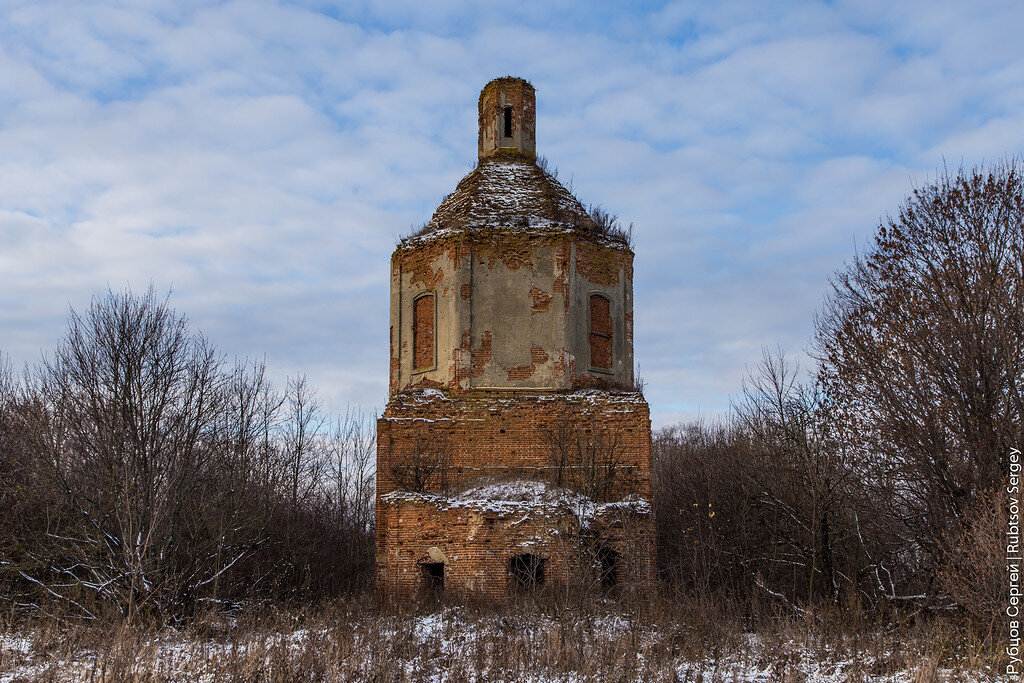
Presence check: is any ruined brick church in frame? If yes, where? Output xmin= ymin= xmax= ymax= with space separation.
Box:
xmin=376 ymin=77 xmax=654 ymax=600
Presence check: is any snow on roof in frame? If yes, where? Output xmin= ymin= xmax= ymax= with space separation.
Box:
xmin=381 ymin=479 xmax=650 ymax=520
xmin=424 ymin=156 xmax=590 ymax=233
xmin=386 ymin=388 xmax=647 ymax=412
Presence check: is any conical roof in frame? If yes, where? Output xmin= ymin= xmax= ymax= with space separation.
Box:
xmin=418 ymin=155 xmax=595 ymax=236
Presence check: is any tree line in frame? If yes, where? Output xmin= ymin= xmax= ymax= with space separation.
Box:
xmin=0 ymin=288 xmax=376 ymax=623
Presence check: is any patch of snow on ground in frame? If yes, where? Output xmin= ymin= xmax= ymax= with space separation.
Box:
xmin=0 ymin=611 xmax=996 ymax=682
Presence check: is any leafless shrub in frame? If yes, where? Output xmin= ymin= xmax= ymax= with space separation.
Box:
xmin=540 ymin=411 xmax=623 ymax=503
xmin=936 ymin=483 xmax=1009 ymax=632
xmin=586 ymin=204 xmax=634 ymax=248
xmin=536 ymin=154 xmax=556 ymax=178
xmin=388 ymin=434 xmax=451 ymax=494
xmin=0 ymin=288 xmax=376 ymax=622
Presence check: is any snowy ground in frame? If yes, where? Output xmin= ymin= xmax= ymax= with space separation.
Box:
xmin=0 ymin=608 xmax=1002 ymax=681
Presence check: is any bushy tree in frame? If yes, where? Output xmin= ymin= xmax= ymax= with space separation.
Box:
xmin=815 ymin=161 xmax=1024 ymax=590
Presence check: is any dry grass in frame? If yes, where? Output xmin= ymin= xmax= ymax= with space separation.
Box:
xmin=0 ymin=595 xmax=1004 ymax=682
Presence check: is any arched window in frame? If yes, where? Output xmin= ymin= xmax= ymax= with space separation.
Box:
xmin=589 ymin=294 xmax=613 ymax=370
xmin=413 ymin=293 xmax=435 ymax=371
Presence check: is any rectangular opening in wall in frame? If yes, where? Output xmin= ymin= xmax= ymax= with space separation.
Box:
xmin=509 ymin=553 xmax=545 ymax=590
xmin=503 ymin=106 xmax=513 ymax=138
xmin=597 ymin=545 xmax=622 ymax=594
xmin=421 ymin=562 xmax=444 ymax=595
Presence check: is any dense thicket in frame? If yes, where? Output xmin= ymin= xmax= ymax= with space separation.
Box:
xmin=0 ymin=288 xmax=375 ymax=623
xmin=655 ymin=162 xmax=1020 ymax=627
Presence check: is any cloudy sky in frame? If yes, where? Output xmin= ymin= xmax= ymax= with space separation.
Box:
xmin=2 ymin=0 xmax=1023 ymax=426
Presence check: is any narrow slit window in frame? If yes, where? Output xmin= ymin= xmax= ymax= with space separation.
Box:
xmin=589 ymin=294 xmax=613 ymax=370
xmin=503 ymin=106 xmax=513 ymax=138
xmin=597 ymin=546 xmax=622 ymax=591
xmin=413 ymin=293 xmax=435 ymax=370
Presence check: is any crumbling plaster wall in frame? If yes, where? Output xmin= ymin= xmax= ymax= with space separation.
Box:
xmin=390 ymin=232 xmax=635 ymax=394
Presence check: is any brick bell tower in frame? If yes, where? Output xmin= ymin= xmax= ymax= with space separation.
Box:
xmin=376 ymin=77 xmax=654 ymax=601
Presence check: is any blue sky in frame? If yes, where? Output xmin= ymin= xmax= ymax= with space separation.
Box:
xmin=2 ymin=0 xmax=1023 ymax=426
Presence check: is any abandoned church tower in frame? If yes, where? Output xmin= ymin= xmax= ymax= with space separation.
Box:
xmin=376 ymin=77 xmax=654 ymax=600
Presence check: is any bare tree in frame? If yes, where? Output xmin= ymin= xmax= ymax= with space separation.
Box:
xmin=281 ymin=374 xmax=328 ymax=509
xmin=15 ymin=288 xmax=227 ymax=620
xmin=734 ymin=348 xmax=861 ymax=604
xmin=0 ymin=289 xmax=380 ymax=620
xmin=326 ymin=407 xmax=376 ymax=535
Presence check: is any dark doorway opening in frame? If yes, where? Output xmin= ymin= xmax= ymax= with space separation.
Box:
xmin=503 ymin=106 xmax=513 ymax=138
xmin=509 ymin=553 xmax=545 ymax=589
xmin=421 ymin=562 xmax=444 ymax=594
xmin=597 ymin=546 xmax=622 ymax=591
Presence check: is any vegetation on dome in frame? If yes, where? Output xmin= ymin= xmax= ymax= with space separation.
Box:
xmin=399 ymin=154 xmax=634 ymax=249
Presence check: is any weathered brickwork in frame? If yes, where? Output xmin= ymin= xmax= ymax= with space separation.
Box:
xmin=377 ymin=392 xmax=652 ymax=500
xmin=478 ymin=77 xmax=536 ymax=160
xmin=377 ymin=77 xmax=653 ymax=603
xmin=529 ymin=285 xmax=552 ymax=313
xmin=390 ymin=230 xmax=635 ymax=393
xmin=376 ymin=390 xmax=655 ymax=601
xmin=413 ymin=294 xmax=434 ymax=370
xmin=589 ymin=295 xmax=613 ymax=370
xmin=376 ymin=490 xmax=655 ymax=600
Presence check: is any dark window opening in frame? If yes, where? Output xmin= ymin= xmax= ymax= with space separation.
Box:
xmin=589 ymin=294 xmax=613 ymax=370
xmin=421 ymin=562 xmax=444 ymax=594
xmin=597 ymin=546 xmax=622 ymax=591
xmin=413 ymin=293 xmax=435 ymax=370
xmin=503 ymin=106 xmax=513 ymax=138
xmin=509 ymin=553 xmax=545 ymax=589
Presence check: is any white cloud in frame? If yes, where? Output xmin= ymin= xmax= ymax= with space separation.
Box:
xmin=1 ymin=0 xmax=1023 ymax=426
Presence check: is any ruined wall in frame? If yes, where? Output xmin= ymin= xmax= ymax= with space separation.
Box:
xmin=376 ymin=492 xmax=655 ymax=601
xmin=390 ymin=231 xmax=635 ymax=394
xmin=376 ymin=391 xmax=653 ymax=500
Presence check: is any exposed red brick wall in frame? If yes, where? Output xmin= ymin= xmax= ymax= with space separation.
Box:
xmin=529 ymin=286 xmax=552 ymax=313
xmin=476 ymin=240 xmax=533 ymax=271
xmin=470 ymin=331 xmax=492 ymax=377
xmin=377 ymin=493 xmax=655 ymax=601
xmin=413 ymin=294 xmax=435 ymax=370
xmin=394 ymin=236 xmax=462 ymax=296
xmin=377 ymin=392 xmax=652 ymax=500
xmin=589 ymin=295 xmax=613 ymax=370
xmin=503 ymin=344 xmax=549 ymax=381
xmin=575 ymin=241 xmax=632 ymax=287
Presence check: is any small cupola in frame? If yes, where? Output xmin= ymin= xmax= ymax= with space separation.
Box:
xmin=478 ymin=77 xmax=536 ymax=160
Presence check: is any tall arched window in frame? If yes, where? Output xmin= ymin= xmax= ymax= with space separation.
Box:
xmin=589 ymin=294 xmax=613 ymax=370
xmin=413 ymin=293 xmax=435 ymax=371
